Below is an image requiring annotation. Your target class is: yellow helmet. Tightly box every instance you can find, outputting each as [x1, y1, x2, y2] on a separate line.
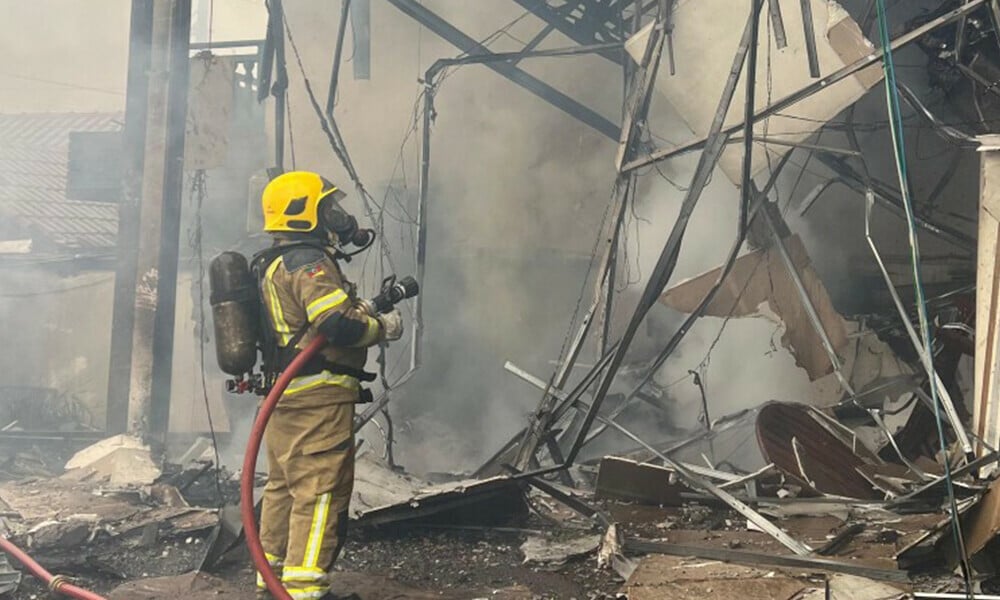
[261, 171, 345, 233]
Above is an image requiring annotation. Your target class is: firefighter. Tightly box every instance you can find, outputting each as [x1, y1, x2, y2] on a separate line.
[255, 171, 403, 599]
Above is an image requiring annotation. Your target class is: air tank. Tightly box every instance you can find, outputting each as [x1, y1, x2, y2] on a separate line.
[209, 251, 259, 376]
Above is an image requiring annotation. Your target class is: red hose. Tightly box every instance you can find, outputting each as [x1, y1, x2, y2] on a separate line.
[0, 536, 106, 600]
[242, 335, 328, 600]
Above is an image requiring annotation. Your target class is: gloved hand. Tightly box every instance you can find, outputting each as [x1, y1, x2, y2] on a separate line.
[377, 309, 404, 342]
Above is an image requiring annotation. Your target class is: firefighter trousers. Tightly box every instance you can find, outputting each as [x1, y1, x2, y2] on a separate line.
[258, 393, 355, 600]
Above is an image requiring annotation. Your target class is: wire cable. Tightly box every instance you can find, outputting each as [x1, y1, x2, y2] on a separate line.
[187, 169, 225, 506]
[875, 1, 973, 595]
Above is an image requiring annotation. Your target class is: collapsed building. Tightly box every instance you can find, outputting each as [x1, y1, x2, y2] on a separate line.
[4, 0, 1000, 598]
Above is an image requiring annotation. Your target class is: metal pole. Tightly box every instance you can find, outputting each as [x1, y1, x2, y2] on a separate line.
[769, 0, 788, 49]
[410, 80, 433, 372]
[798, 0, 820, 77]
[148, 0, 193, 438]
[564, 0, 764, 466]
[272, 0, 287, 171]
[325, 0, 352, 118]
[106, 0, 155, 434]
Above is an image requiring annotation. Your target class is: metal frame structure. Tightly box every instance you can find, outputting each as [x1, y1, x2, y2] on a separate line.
[388, 0, 989, 557]
[246, 0, 990, 562]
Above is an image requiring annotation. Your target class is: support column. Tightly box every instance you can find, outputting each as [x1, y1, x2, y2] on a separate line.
[106, 0, 155, 434]
[975, 136, 1000, 457]
[126, 0, 192, 439]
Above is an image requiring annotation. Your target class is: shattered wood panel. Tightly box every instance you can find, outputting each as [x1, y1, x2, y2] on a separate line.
[647, 0, 881, 182]
[660, 235, 849, 380]
[961, 475, 1000, 556]
[623, 554, 809, 600]
[595, 456, 687, 506]
[756, 402, 879, 499]
[976, 145, 1000, 459]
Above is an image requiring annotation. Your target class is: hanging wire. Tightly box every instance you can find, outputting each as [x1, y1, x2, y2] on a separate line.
[875, 1, 973, 595]
[187, 169, 225, 506]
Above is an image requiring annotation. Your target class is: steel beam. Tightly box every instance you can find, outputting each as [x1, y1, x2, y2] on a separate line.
[623, 0, 988, 172]
[510, 0, 626, 65]
[388, 0, 620, 139]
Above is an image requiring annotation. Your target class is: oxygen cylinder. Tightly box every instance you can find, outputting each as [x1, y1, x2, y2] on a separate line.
[209, 252, 259, 376]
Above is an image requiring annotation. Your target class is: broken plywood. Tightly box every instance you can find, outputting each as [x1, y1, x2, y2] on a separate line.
[641, 0, 881, 182]
[595, 456, 687, 506]
[623, 554, 809, 600]
[660, 234, 848, 380]
[961, 475, 1000, 556]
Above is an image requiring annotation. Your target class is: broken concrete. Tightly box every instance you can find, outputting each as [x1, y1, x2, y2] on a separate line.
[63, 434, 161, 487]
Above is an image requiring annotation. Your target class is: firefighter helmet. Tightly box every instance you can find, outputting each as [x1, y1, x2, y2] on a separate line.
[261, 171, 346, 233]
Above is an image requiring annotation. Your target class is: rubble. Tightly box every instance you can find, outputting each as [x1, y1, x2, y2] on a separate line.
[62, 434, 161, 487]
[5, 1, 1000, 599]
[520, 531, 601, 565]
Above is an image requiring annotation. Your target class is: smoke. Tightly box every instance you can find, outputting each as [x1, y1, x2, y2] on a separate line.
[1, 0, 975, 479]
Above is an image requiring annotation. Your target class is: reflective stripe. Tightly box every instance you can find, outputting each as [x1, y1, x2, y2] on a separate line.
[354, 316, 380, 347]
[265, 258, 294, 345]
[285, 371, 359, 395]
[304, 492, 332, 567]
[286, 586, 328, 600]
[281, 566, 326, 582]
[256, 555, 284, 589]
[306, 289, 348, 321]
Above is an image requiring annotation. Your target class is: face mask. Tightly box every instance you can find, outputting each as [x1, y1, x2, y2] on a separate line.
[319, 198, 375, 248]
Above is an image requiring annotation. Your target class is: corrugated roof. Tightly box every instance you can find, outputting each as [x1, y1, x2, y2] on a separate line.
[0, 112, 122, 250]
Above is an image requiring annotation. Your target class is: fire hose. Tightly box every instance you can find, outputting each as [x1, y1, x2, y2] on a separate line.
[0, 536, 106, 600]
[242, 334, 328, 600]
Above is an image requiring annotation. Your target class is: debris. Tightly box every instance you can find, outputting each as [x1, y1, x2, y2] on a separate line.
[958, 474, 1000, 556]
[107, 571, 243, 600]
[62, 434, 161, 487]
[622, 554, 810, 600]
[755, 402, 881, 499]
[0, 553, 20, 596]
[626, 537, 911, 582]
[660, 234, 849, 380]
[26, 517, 92, 549]
[595, 456, 686, 506]
[816, 523, 866, 556]
[597, 523, 636, 580]
[796, 574, 907, 599]
[176, 437, 215, 466]
[520, 532, 601, 565]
